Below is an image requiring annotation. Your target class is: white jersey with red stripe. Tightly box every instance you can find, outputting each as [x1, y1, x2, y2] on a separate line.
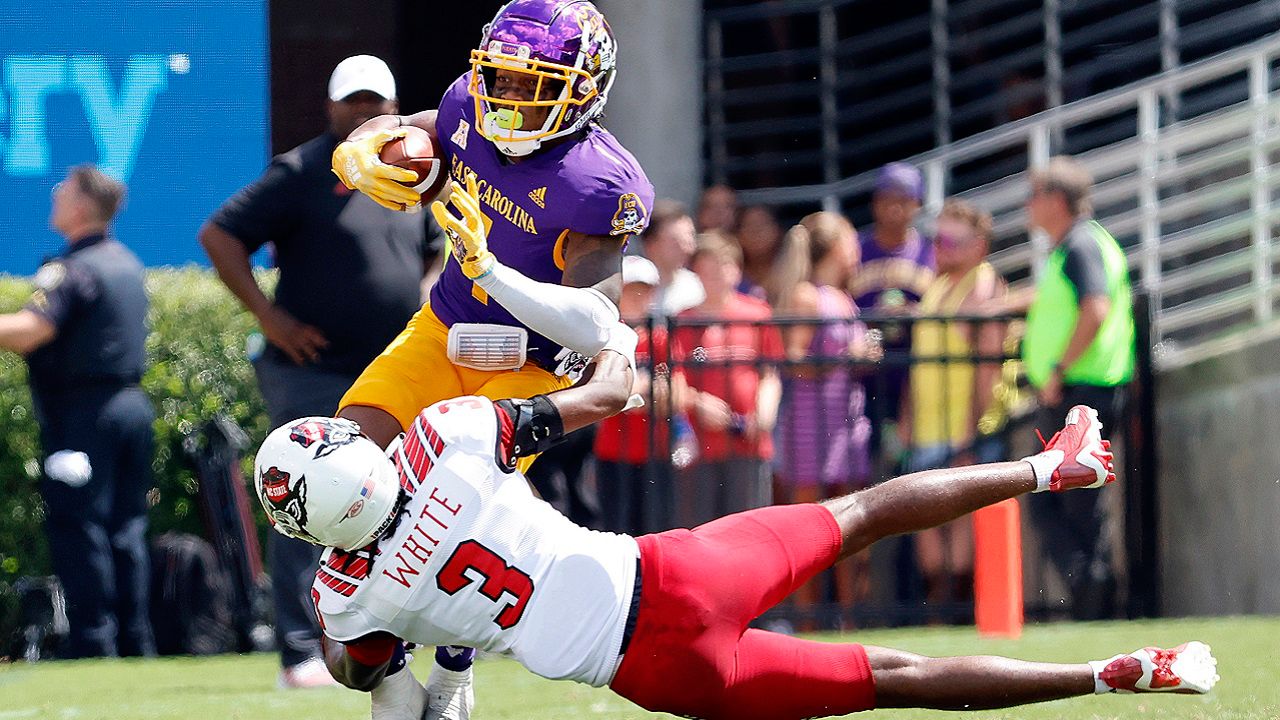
[311, 396, 639, 687]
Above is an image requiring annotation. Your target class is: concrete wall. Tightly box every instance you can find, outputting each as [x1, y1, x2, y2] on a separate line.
[1157, 336, 1280, 615]
[597, 0, 704, 207]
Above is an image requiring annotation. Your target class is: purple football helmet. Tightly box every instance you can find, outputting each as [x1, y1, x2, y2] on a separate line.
[469, 0, 618, 157]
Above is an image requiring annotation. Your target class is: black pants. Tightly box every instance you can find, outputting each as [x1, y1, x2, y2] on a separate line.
[596, 460, 675, 535]
[1030, 383, 1126, 620]
[254, 352, 359, 667]
[38, 386, 156, 659]
[526, 426, 600, 529]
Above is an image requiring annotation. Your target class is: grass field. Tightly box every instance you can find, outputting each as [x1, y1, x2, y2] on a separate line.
[3, 616, 1276, 720]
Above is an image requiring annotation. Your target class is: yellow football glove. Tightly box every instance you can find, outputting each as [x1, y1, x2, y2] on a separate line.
[331, 127, 423, 212]
[432, 173, 496, 279]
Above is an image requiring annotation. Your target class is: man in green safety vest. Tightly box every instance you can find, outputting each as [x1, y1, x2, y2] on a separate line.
[1001, 156, 1135, 621]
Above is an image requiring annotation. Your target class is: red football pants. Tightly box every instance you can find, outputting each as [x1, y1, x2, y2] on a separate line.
[610, 503, 876, 719]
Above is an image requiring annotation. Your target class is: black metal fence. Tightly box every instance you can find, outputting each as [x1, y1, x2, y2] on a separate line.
[577, 302, 1158, 629]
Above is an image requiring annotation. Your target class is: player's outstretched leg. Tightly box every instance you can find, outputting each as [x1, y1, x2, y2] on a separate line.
[822, 405, 1114, 559]
[868, 640, 1219, 710]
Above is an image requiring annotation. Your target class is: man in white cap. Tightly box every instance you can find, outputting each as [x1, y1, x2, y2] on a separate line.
[592, 255, 687, 535]
[199, 55, 443, 688]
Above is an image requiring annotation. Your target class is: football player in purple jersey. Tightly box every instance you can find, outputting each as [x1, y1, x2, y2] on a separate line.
[331, 0, 654, 467]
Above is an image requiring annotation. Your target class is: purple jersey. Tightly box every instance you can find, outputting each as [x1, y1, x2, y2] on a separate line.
[430, 74, 655, 369]
[849, 227, 936, 310]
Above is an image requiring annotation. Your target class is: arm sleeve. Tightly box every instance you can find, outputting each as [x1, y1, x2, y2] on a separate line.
[208, 157, 300, 253]
[473, 261, 619, 356]
[1061, 231, 1109, 300]
[24, 261, 96, 330]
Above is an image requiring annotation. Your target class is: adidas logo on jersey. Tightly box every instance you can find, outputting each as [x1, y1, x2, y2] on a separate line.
[528, 186, 547, 209]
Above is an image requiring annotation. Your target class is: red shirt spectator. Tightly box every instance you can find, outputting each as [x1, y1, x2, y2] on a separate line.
[676, 283, 783, 461]
[595, 324, 681, 465]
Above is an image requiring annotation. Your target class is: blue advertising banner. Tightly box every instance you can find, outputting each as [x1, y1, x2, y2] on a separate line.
[0, 1, 268, 272]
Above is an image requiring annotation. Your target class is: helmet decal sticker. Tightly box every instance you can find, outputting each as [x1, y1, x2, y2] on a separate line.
[289, 418, 360, 459]
[259, 466, 316, 541]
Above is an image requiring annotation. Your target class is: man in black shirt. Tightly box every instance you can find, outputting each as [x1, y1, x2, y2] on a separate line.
[200, 55, 441, 687]
[0, 165, 155, 659]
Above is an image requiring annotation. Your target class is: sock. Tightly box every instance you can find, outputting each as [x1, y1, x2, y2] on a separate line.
[1022, 450, 1062, 492]
[435, 645, 476, 672]
[387, 642, 408, 675]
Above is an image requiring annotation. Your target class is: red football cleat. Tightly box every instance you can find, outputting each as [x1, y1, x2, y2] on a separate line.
[1025, 405, 1115, 492]
[1092, 641, 1219, 694]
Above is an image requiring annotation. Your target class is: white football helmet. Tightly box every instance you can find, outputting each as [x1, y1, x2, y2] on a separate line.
[253, 417, 402, 550]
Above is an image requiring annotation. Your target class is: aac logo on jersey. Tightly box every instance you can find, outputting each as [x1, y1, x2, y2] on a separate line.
[610, 192, 648, 236]
[259, 466, 316, 542]
[289, 417, 360, 459]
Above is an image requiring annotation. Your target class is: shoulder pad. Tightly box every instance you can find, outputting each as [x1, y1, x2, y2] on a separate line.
[315, 547, 370, 599]
[311, 547, 375, 641]
[417, 397, 500, 454]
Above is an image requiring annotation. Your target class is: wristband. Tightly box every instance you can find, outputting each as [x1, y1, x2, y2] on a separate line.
[495, 395, 565, 460]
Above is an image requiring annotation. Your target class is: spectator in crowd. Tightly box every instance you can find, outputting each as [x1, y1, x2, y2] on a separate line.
[903, 199, 1007, 619]
[199, 55, 441, 687]
[675, 233, 783, 528]
[848, 162, 936, 461]
[639, 199, 704, 317]
[696, 183, 738, 233]
[0, 165, 155, 658]
[532, 205, 704, 530]
[735, 204, 807, 306]
[776, 212, 881, 626]
[849, 163, 936, 310]
[1003, 156, 1135, 620]
[594, 256, 687, 534]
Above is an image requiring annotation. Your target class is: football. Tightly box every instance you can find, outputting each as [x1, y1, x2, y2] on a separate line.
[378, 125, 448, 204]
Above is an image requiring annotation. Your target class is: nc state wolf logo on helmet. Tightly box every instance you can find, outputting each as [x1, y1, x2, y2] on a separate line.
[258, 466, 317, 542]
[289, 418, 360, 459]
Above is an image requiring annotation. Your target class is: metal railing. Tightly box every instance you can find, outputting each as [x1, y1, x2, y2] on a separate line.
[705, 0, 1280, 196]
[586, 309, 1158, 624]
[725, 34, 1280, 369]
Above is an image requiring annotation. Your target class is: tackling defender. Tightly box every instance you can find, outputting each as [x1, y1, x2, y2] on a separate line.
[330, 0, 652, 463]
[253, 325, 1218, 720]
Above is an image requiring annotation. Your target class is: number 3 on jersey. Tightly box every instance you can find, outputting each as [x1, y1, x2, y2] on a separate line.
[436, 540, 534, 629]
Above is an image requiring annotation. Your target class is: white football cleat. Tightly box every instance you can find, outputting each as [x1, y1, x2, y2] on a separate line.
[370, 667, 426, 720]
[1024, 405, 1116, 492]
[422, 664, 474, 720]
[1091, 641, 1220, 694]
